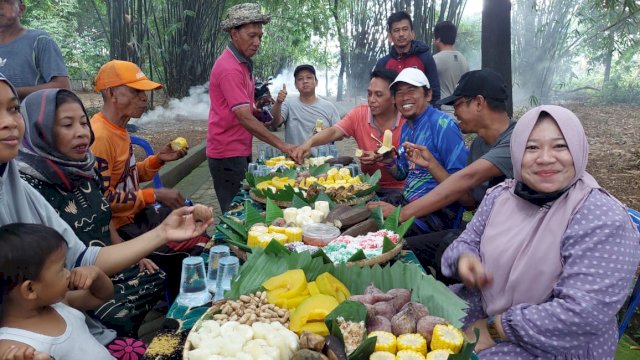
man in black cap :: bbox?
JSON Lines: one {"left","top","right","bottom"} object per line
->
{"left": 271, "top": 64, "right": 340, "bottom": 155}
{"left": 375, "top": 69, "right": 516, "bottom": 282}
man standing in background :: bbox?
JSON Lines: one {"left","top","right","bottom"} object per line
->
{"left": 433, "top": 21, "right": 469, "bottom": 116}
{"left": 376, "top": 11, "right": 441, "bottom": 106}
{"left": 270, "top": 64, "right": 340, "bottom": 156}
{"left": 208, "top": 3, "right": 296, "bottom": 213}
{"left": 0, "top": 0, "right": 71, "bottom": 99}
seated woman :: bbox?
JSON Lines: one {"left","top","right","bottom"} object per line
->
{"left": 0, "top": 73, "right": 213, "bottom": 359}
{"left": 441, "top": 105, "right": 640, "bottom": 359}
{"left": 16, "top": 88, "right": 165, "bottom": 337}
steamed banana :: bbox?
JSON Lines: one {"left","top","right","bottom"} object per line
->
{"left": 377, "top": 130, "right": 395, "bottom": 154}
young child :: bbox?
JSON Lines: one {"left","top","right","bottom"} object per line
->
{"left": 0, "top": 223, "right": 115, "bottom": 359}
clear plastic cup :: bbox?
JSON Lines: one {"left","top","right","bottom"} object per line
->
{"left": 247, "top": 163, "right": 259, "bottom": 175}
{"left": 177, "top": 256, "right": 211, "bottom": 307}
{"left": 214, "top": 256, "right": 240, "bottom": 301}
{"left": 207, "top": 245, "right": 230, "bottom": 293}
{"left": 328, "top": 144, "right": 339, "bottom": 158}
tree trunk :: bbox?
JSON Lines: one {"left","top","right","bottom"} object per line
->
{"left": 482, "top": 0, "right": 512, "bottom": 117}
{"left": 603, "top": 31, "right": 614, "bottom": 83}
{"left": 333, "top": 0, "right": 347, "bottom": 101}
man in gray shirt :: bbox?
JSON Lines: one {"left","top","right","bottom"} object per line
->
{"left": 433, "top": 21, "right": 469, "bottom": 116}
{"left": 271, "top": 64, "right": 340, "bottom": 154}
{"left": 0, "top": 0, "right": 71, "bottom": 99}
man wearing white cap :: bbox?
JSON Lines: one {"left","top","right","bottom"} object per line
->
{"left": 208, "top": 3, "right": 296, "bottom": 213}
{"left": 369, "top": 67, "right": 468, "bottom": 233}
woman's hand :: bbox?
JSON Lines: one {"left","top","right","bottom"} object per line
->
{"left": 403, "top": 142, "right": 433, "bottom": 169}
{"left": 138, "top": 258, "right": 159, "bottom": 274}
{"left": 458, "top": 254, "right": 493, "bottom": 289}
{"left": 158, "top": 206, "right": 214, "bottom": 242}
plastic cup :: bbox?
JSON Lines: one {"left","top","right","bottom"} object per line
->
{"left": 177, "top": 257, "right": 211, "bottom": 307}
{"left": 207, "top": 245, "right": 230, "bottom": 293}
{"left": 247, "top": 163, "right": 259, "bottom": 175}
{"left": 258, "top": 145, "right": 267, "bottom": 162}
{"left": 329, "top": 144, "right": 339, "bottom": 158}
{"left": 214, "top": 256, "right": 240, "bottom": 301}
{"left": 348, "top": 164, "right": 360, "bottom": 177}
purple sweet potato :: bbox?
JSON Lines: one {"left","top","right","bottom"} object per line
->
{"left": 416, "top": 316, "right": 447, "bottom": 343}
{"left": 390, "top": 308, "right": 417, "bottom": 336}
{"left": 349, "top": 293, "right": 394, "bottom": 305}
{"left": 386, "top": 288, "right": 412, "bottom": 312}
{"left": 367, "top": 315, "right": 392, "bottom": 333}
{"left": 372, "top": 301, "right": 396, "bottom": 320}
{"left": 400, "top": 302, "right": 429, "bottom": 320}
{"left": 364, "top": 283, "right": 384, "bottom": 295}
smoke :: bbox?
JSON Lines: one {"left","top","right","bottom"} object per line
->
{"left": 132, "top": 83, "right": 210, "bottom": 126}
{"left": 268, "top": 67, "right": 340, "bottom": 99}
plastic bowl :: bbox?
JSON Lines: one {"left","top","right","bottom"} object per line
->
{"left": 302, "top": 223, "right": 341, "bottom": 247}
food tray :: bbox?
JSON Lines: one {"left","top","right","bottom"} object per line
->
{"left": 249, "top": 190, "right": 374, "bottom": 208}
{"left": 182, "top": 300, "right": 227, "bottom": 360}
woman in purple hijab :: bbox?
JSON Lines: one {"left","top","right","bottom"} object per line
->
{"left": 441, "top": 105, "right": 640, "bottom": 359}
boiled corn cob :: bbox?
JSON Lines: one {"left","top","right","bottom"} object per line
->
{"left": 397, "top": 334, "right": 427, "bottom": 355}
{"left": 369, "top": 351, "right": 396, "bottom": 360}
{"left": 430, "top": 324, "right": 463, "bottom": 354}
{"left": 426, "top": 349, "right": 454, "bottom": 360}
{"left": 396, "top": 350, "right": 426, "bottom": 360}
{"left": 368, "top": 331, "right": 397, "bottom": 353}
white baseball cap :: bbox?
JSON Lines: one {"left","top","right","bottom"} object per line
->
{"left": 389, "top": 67, "right": 430, "bottom": 89}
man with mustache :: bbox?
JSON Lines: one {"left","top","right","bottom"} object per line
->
{"left": 375, "top": 10, "right": 441, "bottom": 107}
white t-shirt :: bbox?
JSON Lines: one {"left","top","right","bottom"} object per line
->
{"left": 0, "top": 303, "right": 115, "bottom": 360}
{"left": 281, "top": 96, "right": 340, "bottom": 148}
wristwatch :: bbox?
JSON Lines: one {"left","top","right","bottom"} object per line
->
{"left": 487, "top": 315, "right": 503, "bottom": 343}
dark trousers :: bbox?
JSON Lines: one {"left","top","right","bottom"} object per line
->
{"left": 208, "top": 156, "right": 250, "bottom": 213}
{"left": 405, "top": 228, "right": 463, "bottom": 285}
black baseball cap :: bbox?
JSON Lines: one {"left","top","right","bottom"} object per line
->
{"left": 438, "top": 68, "right": 508, "bottom": 106}
{"left": 293, "top": 64, "right": 316, "bottom": 78}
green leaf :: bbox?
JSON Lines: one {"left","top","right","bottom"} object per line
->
{"left": 264, "top": 239, "right": 292, "bottom": 256}
{"left": 216, "top": 224, "right": 251, "bottom": 252}
{"left": 382, "top": 206, "right": 401, "bottom": 231}
{"left": 265, "top": 198, "right": 284, "bottom": 223}
{"left": 371, "top": 205, "right": 384, "bottom": 228}
{"left": 245, "top": 172, "right": 256, "bottom": 187}
{"left": 291, "top": 193, "right": 310, "bottom": 208}
{"left": 244, "top": 200, "right": 265, "bottom": 228}
{"left": 311, "top": 249, "right": 333, "bottom": 264}
{"left": 365, "top": 169, "right": 381, "bottom": 187}
{"left": 309, "top": 163, "right": 330, "bottom": 176}
{"left": 348, "top": 336, "right": 377, "bottom": 360}
{"left": 219, "top": 216, "right": 247, "bottom": 238}
{"left": 382, "top": 236, "right": 397, "bottom": 253}
{"left": 347, "top": 249, "right": 366, "bottom": 262}
{"left": 325, "top": 300, "right": 367, "bottom": 327}
{"left": 396, "top": 216, "right": 415, "bottom": 239}
{"left": 450, "top": 328, "right": 479, "bottom": 360}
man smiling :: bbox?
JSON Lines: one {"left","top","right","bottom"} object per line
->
{"left": 370, "top": 67, "right": 467, "bottom": 233}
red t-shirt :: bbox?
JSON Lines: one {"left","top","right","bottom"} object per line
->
{"left": 207, "top": 47, "right": 255, "bottom": 158}
{"left": 335, "top": 105, "right": 405, "bottom": 189}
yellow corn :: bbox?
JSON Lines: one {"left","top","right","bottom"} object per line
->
{"left": 430, "top": 324, "right": 463, "bottom": 354}
{"left": 368, "top": 331, "right": 397, "bottom": 353}
{"left": 426, "top": 349, "right": 453, "bottom": 360}
{"left": 397, "top": 334, "right": 427, "bottom": 355}
{"left": 370, "top": 351, "right": 396, "bottom": 360}
{"left": 395, "top": 350, "right": 426, "bottom": 360}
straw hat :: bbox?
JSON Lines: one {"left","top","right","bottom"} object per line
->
{"left": 222, "top": 3, "right": 271, "bottom": 32}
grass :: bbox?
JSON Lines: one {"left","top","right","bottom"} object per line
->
{"left": 615, "top": 334, "right": 639, "bottom": 359}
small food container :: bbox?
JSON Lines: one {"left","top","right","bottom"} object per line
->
{"left": 302, "top": 223, "right": 341, "bottom": 247}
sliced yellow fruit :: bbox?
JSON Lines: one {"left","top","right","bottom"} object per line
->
{"left": 262, "top": 269, "right": 308, "bottom": 300}
{"left": 299, "top": 321, "right": 329, "bottom": 336}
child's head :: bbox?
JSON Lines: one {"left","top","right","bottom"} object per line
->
{"left": 0, "top": 223, "right": 69, "bottom": 313}
{"left": 0, "top": 73, "right": 24, "bottom": 163}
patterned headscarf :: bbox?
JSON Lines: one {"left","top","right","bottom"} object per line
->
{"left": 17, "top": 89, "right": 96, "bottom": 190}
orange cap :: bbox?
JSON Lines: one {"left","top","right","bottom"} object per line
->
{"left": 94, "top": 60, "right": 162, "bottom": 91}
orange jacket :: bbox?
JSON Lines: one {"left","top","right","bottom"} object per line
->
{"left": 90, "top": 112, "right": 162, "bottom": 228}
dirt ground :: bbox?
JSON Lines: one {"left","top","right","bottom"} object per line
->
{"left": 78, "top": 91, "right": 640, "bottom": 210}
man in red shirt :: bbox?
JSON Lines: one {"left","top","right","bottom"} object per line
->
{"left": 291, "top": 69, "right": 405, "bottom": 201}
{"left": 208, "top": 3, "right": 296, "bottom": 212}
{"left": 375, "top": 11, "right": 441, "bottom": 107}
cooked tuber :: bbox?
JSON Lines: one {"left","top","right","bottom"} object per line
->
{"left": 416, "top": 316, "right": 447, "bottom": 343}
{"left": 373, "top": 301, "right": 396, "bottom": 320}
{"left": 292, "top": 349, "right": 329, "bottom": 360}
{"left": 348, "top": 293, "right": 393, "bottom": 305}
{"left": 191, "top": 204, "right": 213, "bottom": 223}
{"left": 364, "top": 283, "right": 384, "bottom": 295}
{"left": 391, "top": 308, "right": 417, "bottom": 336}
{"left": 367, "top": 315, "right": 392, "bottom": 333}
{"left": 386, "top": 288, "right": 412, "bottom": 312}
{"left": 271, "top": 217, "right": 287, "bottom": 227}
{"left": 400, "top": 302, "right": 429, "bottom": 320}
{"left": 300, "top": 331, "right": 326, "bottom": 352}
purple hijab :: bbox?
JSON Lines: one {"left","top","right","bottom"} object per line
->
{"left": 479, "top": 105, "right": 603, "bottom": 315}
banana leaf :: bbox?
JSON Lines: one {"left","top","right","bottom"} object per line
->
{"left": 346, "top": 249, "right": 367, "bottom": 262}
{"left": 308, "top": 163, "right": 330, "bottom": 176}
{"left": 215, "top": 224, "right": 251, "bottom": 252}
{"left": 218, "top": 215, "right": 247, "bottom": 238}
{"left": 244, "top": 200, "right": 265, "bottom": 228}
{"left": 226, "top": 249, "right": 467, "bottom": 329}
{"left": 264, "top": 239, "right": 292, "bottom": 255}
{"left": 324, "top": 301, "right": 376, "bottom": 360}
{"left": 371, "top": 205, "right": 384, "bottom": 228}
{"left": 265, "top": 198, "right": 284, "bottom": 223}
{"left": 291, "top": 194, "right": 309, "bottom": 208}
